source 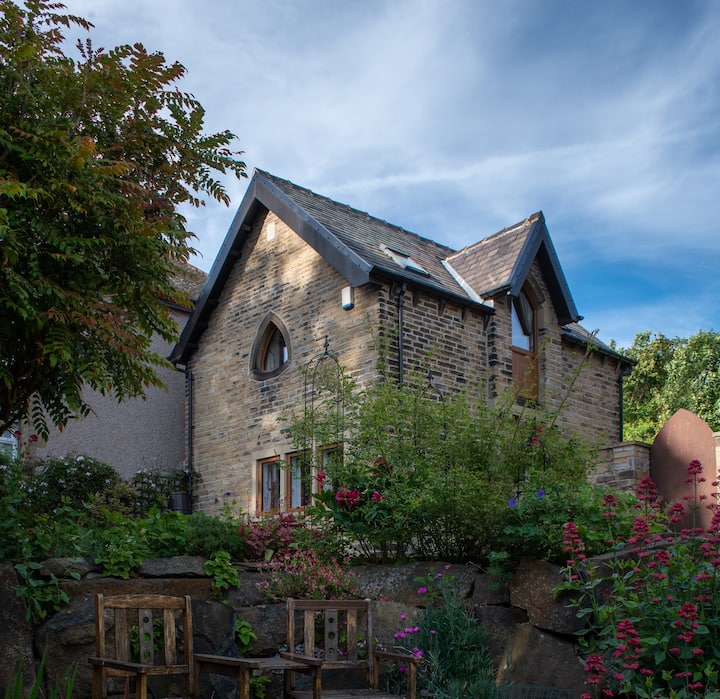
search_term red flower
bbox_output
[335,486,361,511]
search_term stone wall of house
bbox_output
[551,342,625,445]
[376,286,490,393]
[189,211,382,514]
[189,221,627,516]
[485,263,624,446]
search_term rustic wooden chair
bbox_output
[88,593,195,699]
[282,598,422,699]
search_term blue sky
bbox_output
[65,0,720,349]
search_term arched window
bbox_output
[511,290,538,401]
[252,316,290,377]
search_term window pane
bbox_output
[289,455,308,508]
[262,327,287,372]
[261,460,280,512]
[512,293,535,351]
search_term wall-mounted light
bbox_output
[341,286,354,310]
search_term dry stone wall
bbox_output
[0,557,590,699]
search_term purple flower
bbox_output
[508,497,518,508]
[536,489,545,499]
[417,587,428,595]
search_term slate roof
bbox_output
[258,170,479,302]
[446,211,580,324]
[170,170,588,365]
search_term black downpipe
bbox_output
[185,369,194,510]
[396,284,407,385]
[174,366,194,513]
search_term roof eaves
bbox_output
[509,213,581,325]
[170,171,377,365]
[561,325,633,366]
[254,172,374,286]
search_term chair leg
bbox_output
[238,668,251,699]
[136,674,148,699]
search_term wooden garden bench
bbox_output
[88,593,195,699]
[282,598,423,699]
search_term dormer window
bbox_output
[380,244,430,276]
[252,315,291,377]
[511,290,539,401]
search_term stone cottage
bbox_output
[171,169,630,515]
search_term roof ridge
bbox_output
[256,169,457,256]
[447,211,544,259]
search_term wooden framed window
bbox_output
[257,457,281,513]
[287,452,312,510]
[511,291,538,401]
[318,444,343,492]
[252,315,291,378]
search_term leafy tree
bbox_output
[621,329,720,441]
[0,0,246,436]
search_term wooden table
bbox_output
[194,653,321,699]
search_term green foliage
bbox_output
[181,511,246,558]
[294,364,595,563]
[24,455,119,512]
[234,617,257,654]
[0,0,246,436]
[203,550,240,592]
[14,559,78,623]
[384,569,498,698]
[621,329,720,441]
[493,482,638,568]
[4,652,77,699]
[559,464,720,697]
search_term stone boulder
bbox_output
[509,559,583,634]
[34,593,96,698]
[495,623,586,697]
[353,561,474,605]
[371,600,423,650]
[0,562,35,698]
[233,604,287,656]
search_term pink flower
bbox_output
[335,486,361,510]
[372,491,384,501]
[417,587,428,595]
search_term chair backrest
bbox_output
[94,593,194,670]
[286,599,376,684]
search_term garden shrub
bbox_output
[182,511,246,558]
[258,548,356,600]
[290,364,597,564]
[493,481,638,568]
[24,455,119,512]
[560,461,720,698]
[383,567,498,698]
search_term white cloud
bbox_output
[59,0,720,342]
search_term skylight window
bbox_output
[379,244,430,276]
